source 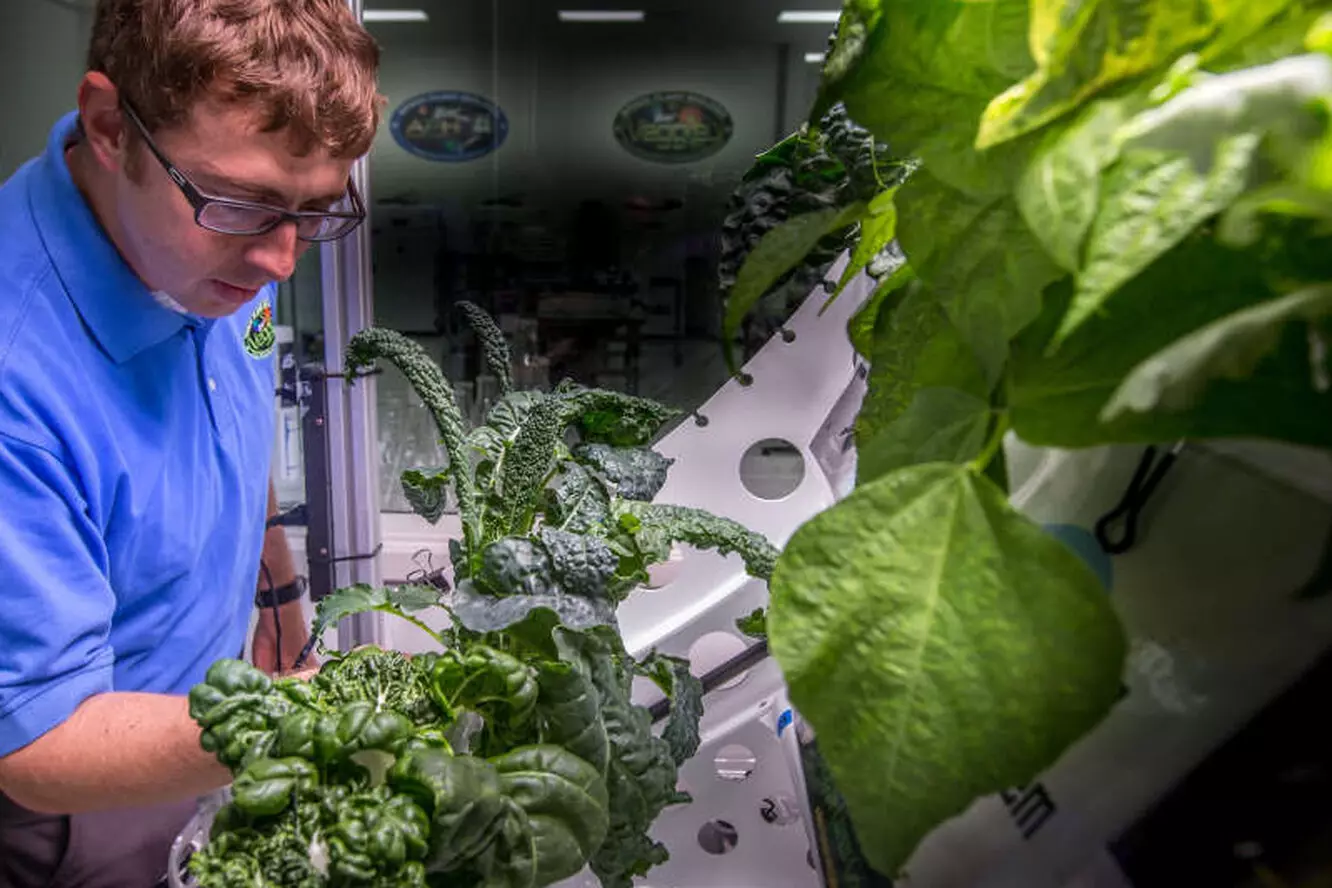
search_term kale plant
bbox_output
[186,303,778,888]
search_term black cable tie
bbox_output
[1095,441,1184,555]
[691,411,710,427]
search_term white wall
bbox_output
[0,1,91,181]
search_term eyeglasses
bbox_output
[120,101,366,242]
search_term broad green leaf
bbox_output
[310,583,444,649]
[767,463,1128,876]
[821,0,1034,195]
[857,387,992,485]
[1009,236,1332,448]
[978,0,1229,149]
[831,190,900,301]
[1057,133,1263,347]
[722,203,868,375]
[539,527,621,600]
[449,579,616,635]
[847,262,915,359]
[1015,95,1138,271]
[896,170,1064,379]
[554,384,680,447]
[1102,285,1332,420]
[401,467,451,524]
[617,502,780,580]
[855,282,990,459]
[573,443,674,502]
[491,745,611,885]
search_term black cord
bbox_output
[1094,442,1184,555]
[260,558,282,674]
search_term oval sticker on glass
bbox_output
[612,91,734,164]
[390,91,509,162]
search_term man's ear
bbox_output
[76,71,131,174]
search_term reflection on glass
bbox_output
[363,2,827,511]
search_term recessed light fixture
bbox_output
[805,52,827,63]
[558,10,646,22]
[778,11,841,24]
[363,9,429,22]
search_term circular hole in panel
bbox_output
[739,438,805,501]
[714,744,757,782]
[697,819,739,855]
[688,632,749,690]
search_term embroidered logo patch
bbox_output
[244,299,276,359]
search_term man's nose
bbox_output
[246,221,303,282]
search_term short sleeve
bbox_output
[0,433,115,757]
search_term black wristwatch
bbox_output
[255,576,306,608]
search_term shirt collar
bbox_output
[28,111,194,364]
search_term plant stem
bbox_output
[970,412,1010,475]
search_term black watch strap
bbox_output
[256,577,305,608]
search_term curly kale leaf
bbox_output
[475,537,555,598]
[636,652,704,767]
[188,821,323,888]
[345,328,479,546]
[736,606,768,640]
[542,465,613,535]
[457,300,513,395]
[499,396,565,537]
[617,501,779,580]
[554,629,680,888]
[323,784,431,886]
[572,443,674,502]
[311,646,444,726]
[401,467,451,525]
[187,660,315,772]
[553,383,681,447]
[538,527,620,601]
[449,578,617,637]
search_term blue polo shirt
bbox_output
[0,112,277,757]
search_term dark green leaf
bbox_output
[636,653,704,767]
[618,501,779,580]
[768,463,1128,876]
[491,745,612,885]
[535,660,610,774]
[312,645,444,726]
[857,387,992,485]
[401,467,451,524]
[450,579,617,635]
[554,384,680,447]
[539,527,620,600]
[232,757,321,818]
[722,203,868,374]
[500,397,565,536]
[476,538,556,598]
[543,465,613,534]
[573,443,675,502]
[457,300,514,395]
[389,747,510,873]
[1102,285,1332,420]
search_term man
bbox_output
[0,1,383,884]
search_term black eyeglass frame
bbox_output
[119,100,367,243]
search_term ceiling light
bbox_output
[805,52,827,63]
[778,11,841,23]
[363,9,429,22]
[558,10,646,22]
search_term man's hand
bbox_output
[251,598,317,676]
